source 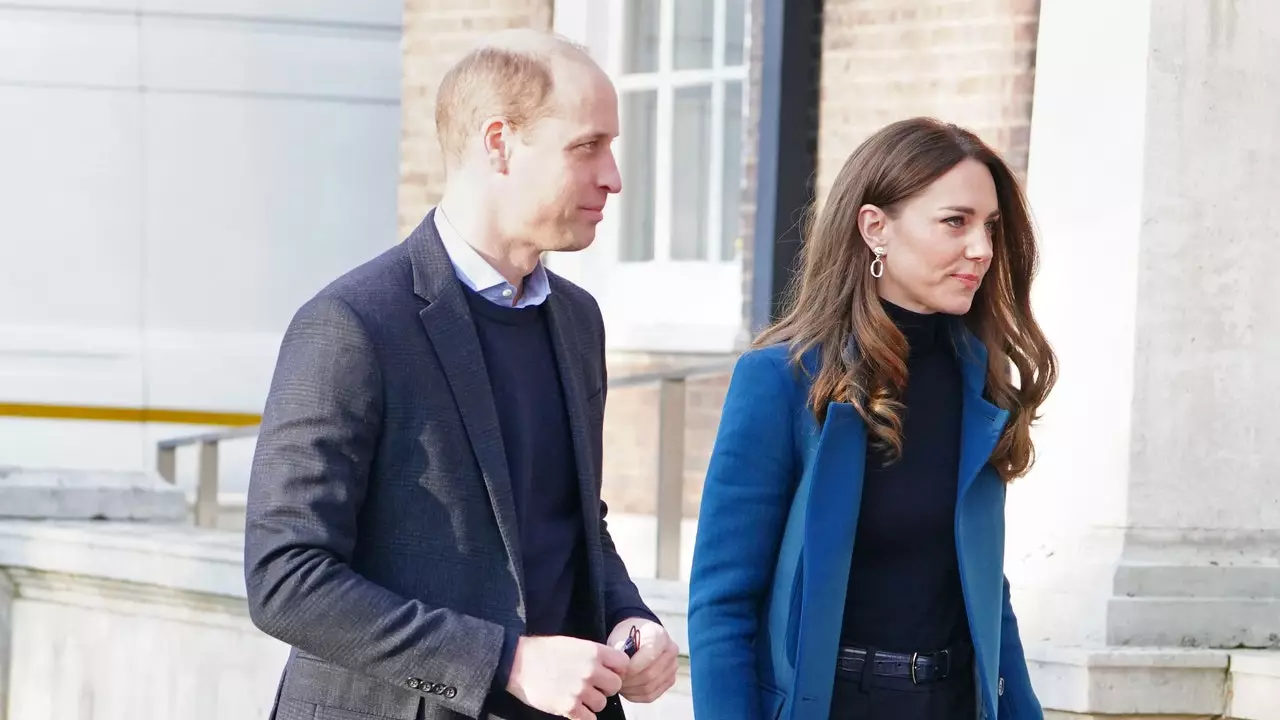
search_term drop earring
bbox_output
[870,246,886,278]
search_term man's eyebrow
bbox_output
[570,131,612,144]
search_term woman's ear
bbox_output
[857,204,888,252]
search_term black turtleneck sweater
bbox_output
[839,299,970,654]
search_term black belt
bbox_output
[835,645,971,685]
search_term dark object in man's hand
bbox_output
[623,625,640,657]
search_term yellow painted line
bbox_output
[0,403,261,426]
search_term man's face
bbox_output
[497,60,622,253]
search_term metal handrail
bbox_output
[606,360,738,389]
[155,426,256,529]
[155,359,737,579]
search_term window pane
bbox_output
[620,90,657,262]
[670,85,712,261]
[623,0,660,73]
[721,81,745,261]
[674,0,714,70]
[724,0,747,66]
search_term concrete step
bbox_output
[0,466,188,522]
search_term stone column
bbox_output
[1008,0,1280,716]
[0,568,10,720]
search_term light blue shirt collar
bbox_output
[433,207,551,308]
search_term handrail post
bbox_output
[194,440,220,529]
[655,377,686,580]
[157,446,176,484]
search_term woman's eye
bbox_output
[985,220,998,235]
[943,216,964,228]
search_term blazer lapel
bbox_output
[407,211,526,608]
[543,286,606,620]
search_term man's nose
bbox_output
[601,151,622,194]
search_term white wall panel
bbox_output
[140,0,403,27]
[139,16,401,101]
[0,88,143,329]
[0,8,140,88]
[5,0,138,12]
[7,0,402,27]
[141,94,400,335]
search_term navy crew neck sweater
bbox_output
[839,299,971,654]
[462,288,587,709]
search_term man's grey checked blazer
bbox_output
[244,210,654,720]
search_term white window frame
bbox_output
[552,0,749,354]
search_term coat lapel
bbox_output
[543,284,606,625]
[950,325,1011,501]
[793,401,865,718]
[407,211,526,610]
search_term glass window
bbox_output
[623,0,660,73]
[671,85,712,260]
[724,0,746,66]
[616,0,750,264]
[673,0,714,70]
[620,90,658,262]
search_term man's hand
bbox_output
[606,618,679,703]
[506,635,630,720]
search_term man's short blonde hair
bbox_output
[435,29,591,167]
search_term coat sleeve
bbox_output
[687,349,798,720]
[997,576,1043,718]
[243,294,508,719]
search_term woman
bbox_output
[686,117,1056,720]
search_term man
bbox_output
[244,29,679,720]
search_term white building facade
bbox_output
[0,1,404,478]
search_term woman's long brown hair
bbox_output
[755,117,1057,482]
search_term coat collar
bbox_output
[793,317,1010,491]
[818,316,993,396]
[406,208,458,304]
[947,320,996,402]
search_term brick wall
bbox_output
[598,355,732,519]
[397,0,554,238]
[817,0,1041,200]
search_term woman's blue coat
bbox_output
[686,330,1042,720]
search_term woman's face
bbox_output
[859,158,998,315]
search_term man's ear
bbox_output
[481,117,510,173]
